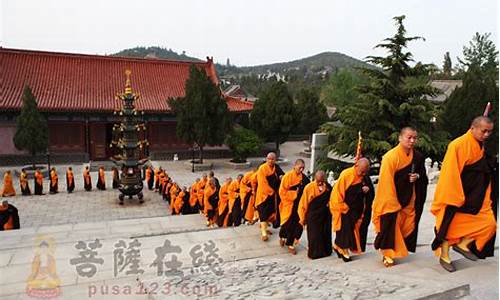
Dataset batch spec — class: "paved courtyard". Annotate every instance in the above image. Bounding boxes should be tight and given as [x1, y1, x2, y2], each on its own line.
[0, 142, 310, 228]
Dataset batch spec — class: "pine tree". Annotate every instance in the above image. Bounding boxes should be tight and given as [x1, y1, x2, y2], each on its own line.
[442, 52, 452, 78]
[440, 33, 499, 157]
[170, 65, 231, 163]
[322, 15, 446, 163]
[250, 81, 295, 156]
[296, 88, 328, 135]
[13, 86, 49, 168]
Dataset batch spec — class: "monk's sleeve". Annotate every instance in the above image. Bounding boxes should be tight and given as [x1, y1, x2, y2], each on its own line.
[431, 142, 468, 215]
[298, 186, 310, 226]
[372, 154, 399, 233]
[330, 174, 350, 232]
[278, 173, 291, 201]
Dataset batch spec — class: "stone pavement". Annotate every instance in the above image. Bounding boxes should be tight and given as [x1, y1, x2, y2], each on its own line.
[0, 141, 497, 299]
[0, 142, 309, 228]
[0, 212, 496, 300]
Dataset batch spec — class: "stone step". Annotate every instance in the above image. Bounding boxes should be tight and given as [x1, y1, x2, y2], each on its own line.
[1, 216, 492, 299]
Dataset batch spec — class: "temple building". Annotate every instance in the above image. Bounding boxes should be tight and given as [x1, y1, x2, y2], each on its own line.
[0, 48, 253, 163]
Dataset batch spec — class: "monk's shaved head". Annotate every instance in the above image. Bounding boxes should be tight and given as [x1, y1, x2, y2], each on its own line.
[355, 158, 370, 177]
[399, 127, 418, 152]
[295, 159, 305, 166]
[471, 116, 493, 127]
[399, 126, 417, 137]
[315, 170, 326, 183]
[293, 159, 306, 174]
[471, 116, 494, 142]
[266, 152, 277, 166]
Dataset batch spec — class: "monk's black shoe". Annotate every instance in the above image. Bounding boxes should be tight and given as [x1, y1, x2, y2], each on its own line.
[333, 248, 344, 259]
[452, 246, 478, 261]
[341, 255, 352, 263]
[439, 258, 456, 272]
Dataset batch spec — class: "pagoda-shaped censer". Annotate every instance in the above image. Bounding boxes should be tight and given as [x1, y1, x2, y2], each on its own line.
[110, 70, 149, 205]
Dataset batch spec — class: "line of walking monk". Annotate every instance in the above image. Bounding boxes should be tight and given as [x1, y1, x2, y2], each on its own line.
[1, 116, 497, 273]
[1, 166, 121, 197]
[149, 116, 497, 273]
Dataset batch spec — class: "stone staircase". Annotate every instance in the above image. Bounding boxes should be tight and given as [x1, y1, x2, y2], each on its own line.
[0, 214, 496, 300]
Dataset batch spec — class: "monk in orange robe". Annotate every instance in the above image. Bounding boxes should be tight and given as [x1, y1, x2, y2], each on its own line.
[298, 170, 332, 259]
[66, 167, 75, 193]
[197, 174, 208, 213]
[145, 166, 154, 190]
[255, 152, 284, 241]
[173, 187, 186, 215]
[169, 182, 179, 213]
[372, 127, 428, 267]
[240, 168, 257, 224]
[278, 159, 310, 254]
[49, 168, 58, 194]
[96, 166, 106, 190]
[227, 174, 243, 227]
[83, 166, 92, 191]
[330, 158, 375, 262]
[188, 179, 200, 214]
[431, 117, 497, 272]
[20, 169, 31, 196]
[112, 167, 120, 189]
[0, 201, 20, 230]
[1, 170, 16, 197]
[204, 178, 218, 227]
[217, 178, 232, 227]
[34, 169, 44, 195]
[154, 167, 161, 191]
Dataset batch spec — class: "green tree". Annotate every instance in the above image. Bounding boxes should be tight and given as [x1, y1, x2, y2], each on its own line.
[225, 127, 263, 162]
[13, 86, 49, 168]
[440, 33, 499, 157]
[320, 69, 366, 108]
[321, 15, 446, 163]
[250, 81, 295, 156]
[170, 65, 231, 163]
[442, 51, 452, 78]
[296, 88, 329, 135]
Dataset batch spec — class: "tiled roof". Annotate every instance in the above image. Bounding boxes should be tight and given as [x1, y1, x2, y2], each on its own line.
[0, 48, 252, 113]
[427, 80, 463, 102]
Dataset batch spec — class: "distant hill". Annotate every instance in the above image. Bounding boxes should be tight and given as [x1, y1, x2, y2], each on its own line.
[241, 52, 371, 74]
[112, 46, 201, 62]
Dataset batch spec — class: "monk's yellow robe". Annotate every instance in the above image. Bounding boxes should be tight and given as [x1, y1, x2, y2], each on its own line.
[49, 170, 58, 194]
[240, 171, 257, 222]
[278, 170, 309, 247]
[204, 184, 218, 224]
[298, 180, 332, 259]
[96, 168, 106, 190]
[66, 169, 75, 193]
[330, 166, 374, 254]
[83, 169, 92, 191]
[217, 182, 231, 227]
[255, 163, 284, 224]
[197, 178, 207, 212]
[154, 168, 160, 190]
[145, 167, 154, 190]
[227, 179, 242, 226]
[189, 182, 199, 213]
[35, 170, 44, 195]
[20, 171, 31, 195]
[1, 173, 16, 197]
[372, 144, 428, 259]
[169, 184, 179, 212]
[174, 191, 186, 215]
[431, 130, 497, 258]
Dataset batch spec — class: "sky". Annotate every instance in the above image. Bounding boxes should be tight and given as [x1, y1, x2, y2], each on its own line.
[1, 0, 498, 67]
